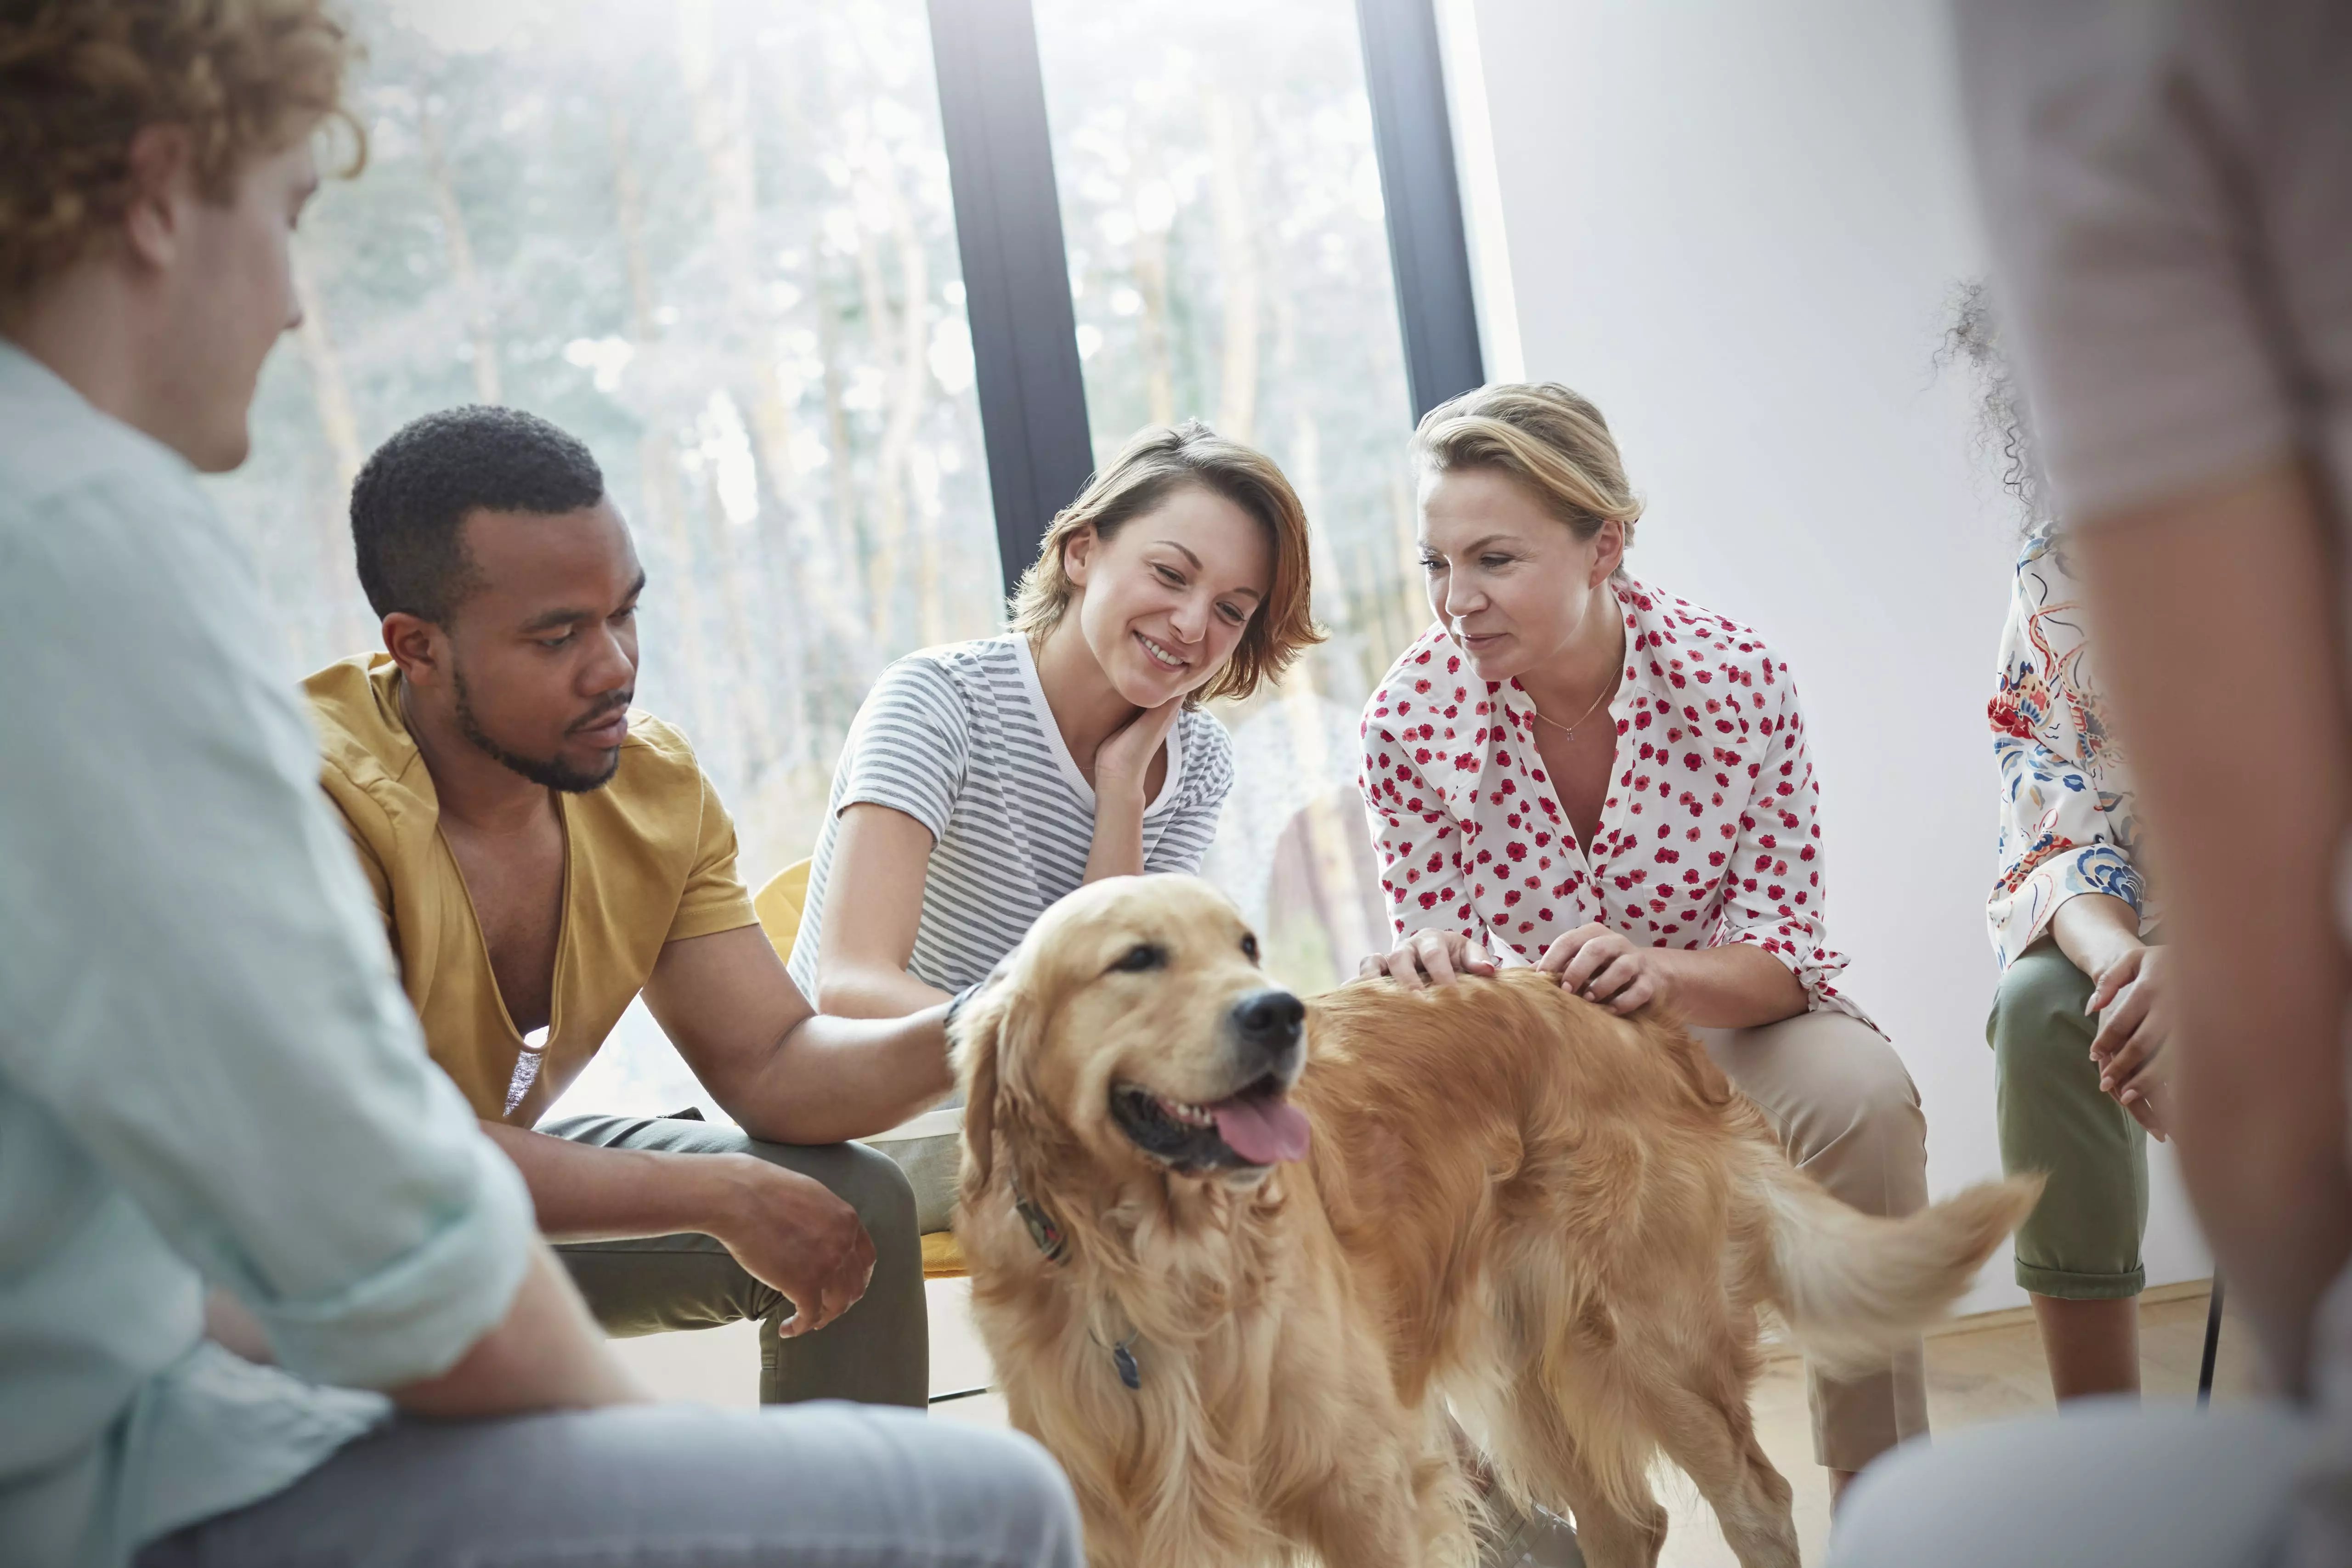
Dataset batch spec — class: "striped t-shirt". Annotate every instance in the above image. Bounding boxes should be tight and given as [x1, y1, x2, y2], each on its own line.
[787, 634, 1235, 996]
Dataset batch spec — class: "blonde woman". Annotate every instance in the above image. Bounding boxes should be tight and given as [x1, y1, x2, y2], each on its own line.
[792, 421, 1321, 1053]
[1359, 384, 1930, 1515]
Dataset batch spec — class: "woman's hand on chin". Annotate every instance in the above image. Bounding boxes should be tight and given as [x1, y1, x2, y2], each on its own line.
[1359, 928, 1497, 990]
[1091, 695, 1183, 800]
[1538, 923, 1671, 1015]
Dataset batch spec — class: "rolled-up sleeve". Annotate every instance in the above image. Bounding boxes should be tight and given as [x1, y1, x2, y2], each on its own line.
[669, 764, 759, 945]
[0, 473, 532, 1391]
[1711, 680, 1866, 1019]
[1360, 714, 1488, 950]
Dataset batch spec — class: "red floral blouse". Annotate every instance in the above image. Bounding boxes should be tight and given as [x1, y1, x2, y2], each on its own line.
[1357, 578, 1865, 1020]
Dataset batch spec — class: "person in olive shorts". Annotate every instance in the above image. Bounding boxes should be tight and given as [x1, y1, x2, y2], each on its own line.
[1962, 287, 2172, 1403]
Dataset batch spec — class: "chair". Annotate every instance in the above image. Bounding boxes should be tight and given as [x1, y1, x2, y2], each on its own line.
[751, 857, 813, 956]
[753, 860, 971, 1287]
[2199, 1274, 2225, 1406]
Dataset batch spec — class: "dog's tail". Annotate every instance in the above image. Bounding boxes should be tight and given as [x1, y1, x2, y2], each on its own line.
[1754, 1154, 2044, 1377]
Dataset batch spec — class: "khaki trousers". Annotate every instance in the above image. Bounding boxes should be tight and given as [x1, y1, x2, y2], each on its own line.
[1694, 1010, 1931, 1472]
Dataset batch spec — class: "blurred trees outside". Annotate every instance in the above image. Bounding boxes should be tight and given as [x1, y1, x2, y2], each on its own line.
[215, 0, 1000, 890]
[1036, 0, 1422, 989]
[209, 0, 1429, 1114]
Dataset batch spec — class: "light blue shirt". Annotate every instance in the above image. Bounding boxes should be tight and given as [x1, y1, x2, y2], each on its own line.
[0, 344, 535, 1568]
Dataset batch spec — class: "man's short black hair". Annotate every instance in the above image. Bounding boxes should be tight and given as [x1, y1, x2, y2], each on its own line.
[350, 405, 606, 623]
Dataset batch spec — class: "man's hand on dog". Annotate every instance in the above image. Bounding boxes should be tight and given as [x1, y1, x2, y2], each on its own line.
[713, 1157, 877, 1336]
[1361, 928, 1498, 989]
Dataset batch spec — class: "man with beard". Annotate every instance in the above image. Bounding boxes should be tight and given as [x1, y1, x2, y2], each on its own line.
[306, 405, 953, 1408]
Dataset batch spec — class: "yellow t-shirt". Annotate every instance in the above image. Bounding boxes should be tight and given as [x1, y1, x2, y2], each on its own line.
[305, 654, 757, 1125]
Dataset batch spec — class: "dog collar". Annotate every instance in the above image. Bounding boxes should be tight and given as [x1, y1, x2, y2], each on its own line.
[1010, 1180, 1067, 1265]
[1008, 1180, 1139, 1390]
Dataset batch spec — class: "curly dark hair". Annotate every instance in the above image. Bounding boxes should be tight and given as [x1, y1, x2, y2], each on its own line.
[1938, 278, 2049, 532]
[0, 0, 362, 303]
[350, 406, 608, 625]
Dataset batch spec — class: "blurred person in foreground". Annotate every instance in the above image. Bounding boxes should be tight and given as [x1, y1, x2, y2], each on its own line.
[307, 404, 955, 1409]
[1834, 4, 2352, 1565]
[0, 5, 1077, 1567]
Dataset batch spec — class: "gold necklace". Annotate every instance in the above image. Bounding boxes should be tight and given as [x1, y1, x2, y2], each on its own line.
[1525, 674, 1617, 741]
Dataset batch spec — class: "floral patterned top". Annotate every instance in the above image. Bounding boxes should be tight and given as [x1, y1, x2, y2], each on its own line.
[1358, 577, 1865, 1021]
[1987, 525, 2148, 969]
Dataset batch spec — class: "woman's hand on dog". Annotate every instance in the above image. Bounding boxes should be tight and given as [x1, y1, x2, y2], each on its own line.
[713, 1156, 877, 1336]
[1538, 923, 1668, 1015]
[1360, 928, 1497, 989]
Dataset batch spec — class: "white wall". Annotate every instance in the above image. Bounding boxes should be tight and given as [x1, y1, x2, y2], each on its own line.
[1442, 0, 2207, 1313]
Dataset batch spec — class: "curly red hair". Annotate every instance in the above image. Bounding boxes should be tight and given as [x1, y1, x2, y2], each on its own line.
[0, 0, 360, 301]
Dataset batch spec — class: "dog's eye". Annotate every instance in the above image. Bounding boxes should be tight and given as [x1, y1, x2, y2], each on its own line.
[1241, 933, 1260, 962]
[1109, 943, 1165, 974]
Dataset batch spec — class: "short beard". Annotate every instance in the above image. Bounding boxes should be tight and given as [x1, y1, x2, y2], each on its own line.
[452, 662, 624, 794]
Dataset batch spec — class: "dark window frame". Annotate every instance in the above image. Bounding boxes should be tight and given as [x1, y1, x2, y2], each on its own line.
[1354, 0, 1487, 424]
[927, 0, 1484, 601]
[927, 0, 1097, 606]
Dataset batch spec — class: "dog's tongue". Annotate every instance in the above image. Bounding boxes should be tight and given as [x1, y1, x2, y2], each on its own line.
[1210, 1091, 1311, 1164]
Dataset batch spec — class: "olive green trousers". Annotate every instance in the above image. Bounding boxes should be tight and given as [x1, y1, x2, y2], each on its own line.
[1985, 943, 2149, 1300]
[545, 1111, 928, 1408]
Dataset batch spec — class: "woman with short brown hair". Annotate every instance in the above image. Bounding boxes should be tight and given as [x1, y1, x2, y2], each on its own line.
[793, 418, 1323, 1033]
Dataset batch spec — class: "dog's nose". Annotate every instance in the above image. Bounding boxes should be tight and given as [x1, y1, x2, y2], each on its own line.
[1230, 988, 1305, 1055]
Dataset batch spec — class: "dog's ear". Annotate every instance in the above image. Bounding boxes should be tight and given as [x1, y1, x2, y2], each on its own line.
[953, 965, 1014, 1196]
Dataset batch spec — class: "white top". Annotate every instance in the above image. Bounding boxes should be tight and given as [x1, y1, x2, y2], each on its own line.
[789, 634, 1234, 996]
[1360, 579, 1868, 1024]
[0, 343, 533, 1568]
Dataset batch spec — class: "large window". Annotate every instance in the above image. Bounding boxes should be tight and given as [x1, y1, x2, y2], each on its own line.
[212, 0, 1002, 1111]
[216, 0, 1000, 872]
[212, 0, 1478, 1115]
[1034, 0, 1423, 992]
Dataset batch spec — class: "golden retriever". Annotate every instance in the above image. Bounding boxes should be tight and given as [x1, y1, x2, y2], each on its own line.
[951, 874, 2039, 1568]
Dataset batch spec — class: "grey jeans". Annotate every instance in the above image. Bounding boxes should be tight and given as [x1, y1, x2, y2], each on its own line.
[544, 1111, 928, 1408]
[135, 1401, 1082, 1568]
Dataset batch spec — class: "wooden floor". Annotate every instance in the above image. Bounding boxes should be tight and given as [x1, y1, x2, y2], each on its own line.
[607, 1276, 2255, 1567]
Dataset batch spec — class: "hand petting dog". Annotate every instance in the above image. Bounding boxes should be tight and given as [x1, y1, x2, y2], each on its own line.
[1362, 920, 1810, 1029]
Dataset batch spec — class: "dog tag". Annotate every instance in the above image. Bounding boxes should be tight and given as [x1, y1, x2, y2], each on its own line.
[1112, 1341, 1141, 1391]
